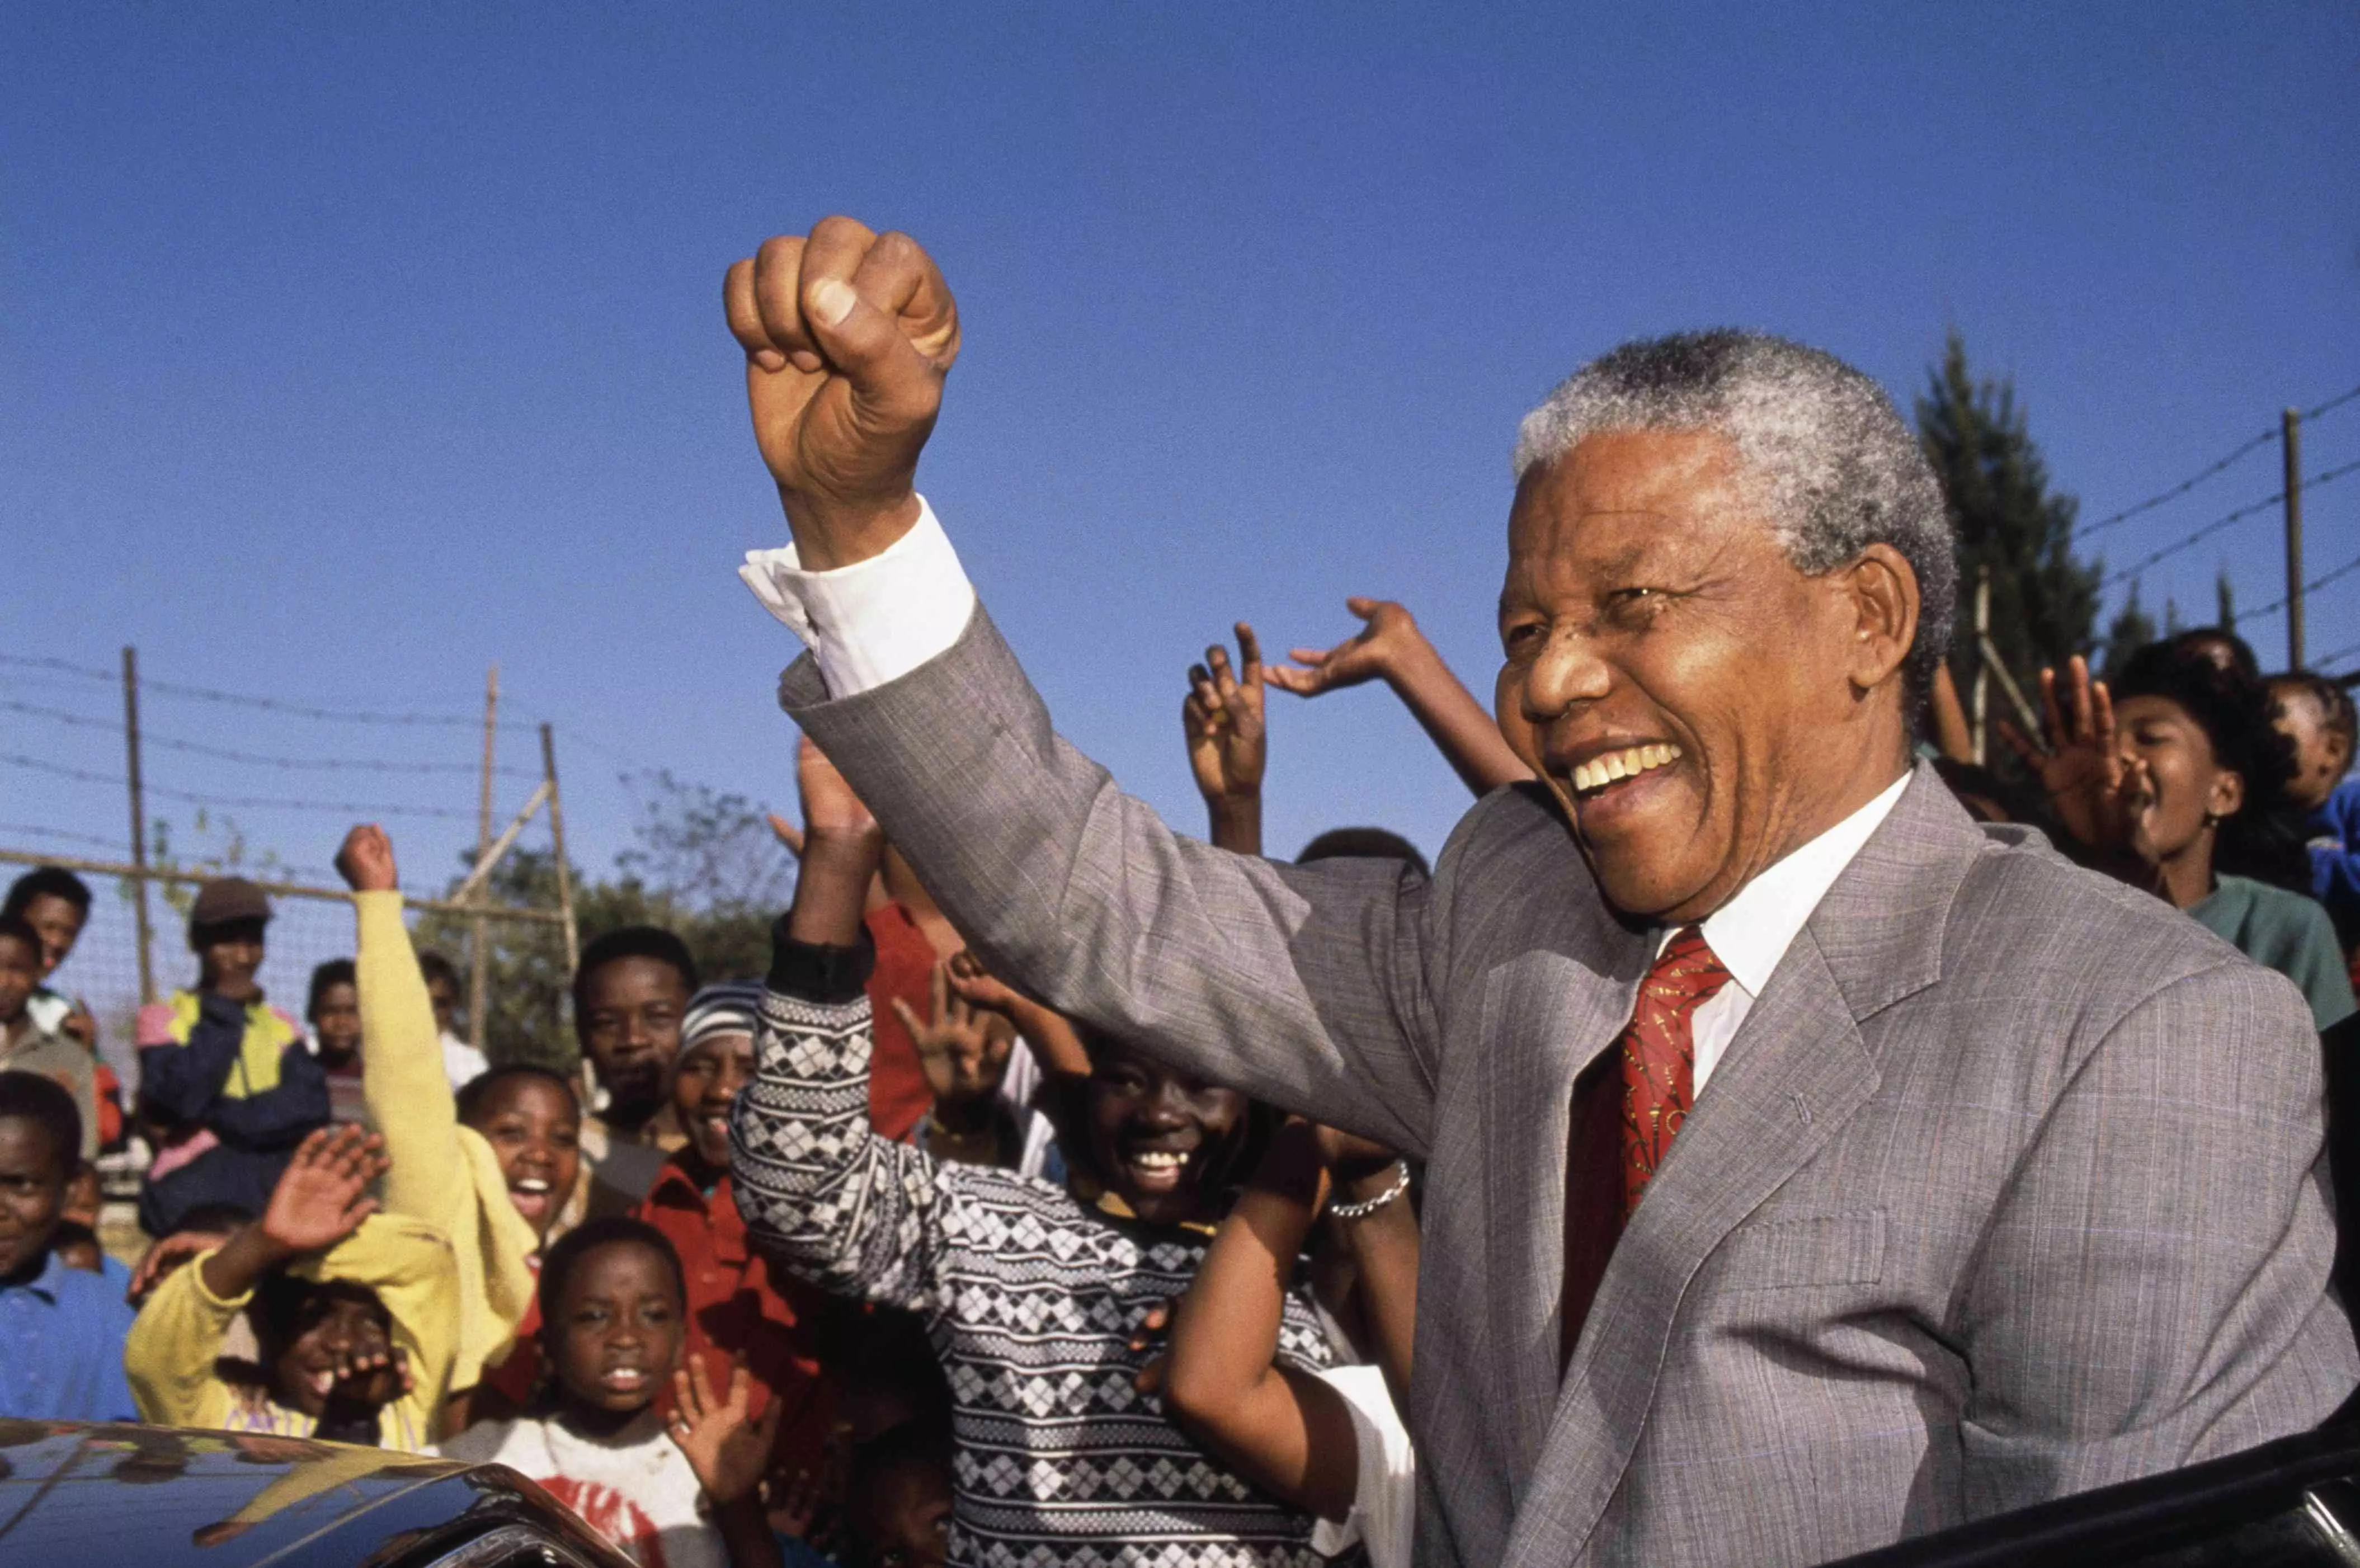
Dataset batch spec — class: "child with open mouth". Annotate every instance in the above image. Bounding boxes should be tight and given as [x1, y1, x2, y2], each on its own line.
[729, 740, 1346, 1567]
[438, 1216, 786, 1568]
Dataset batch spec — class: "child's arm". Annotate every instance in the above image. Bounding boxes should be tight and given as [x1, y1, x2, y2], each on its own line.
[1148, 1119, 1361, 1522]
[670, 1354, 789, 1568]
[127, 1125, 389, 1428]
[338, 826, 471, 1226]
[1267, 597, 1534, 797]
[731, 738, 961, 1312]
[1320, 1127, 1420, 1409]
[1183, 624, 1267, 855]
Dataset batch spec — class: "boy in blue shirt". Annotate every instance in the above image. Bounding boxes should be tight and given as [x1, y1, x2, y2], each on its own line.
[0, 1069, 138, 1420]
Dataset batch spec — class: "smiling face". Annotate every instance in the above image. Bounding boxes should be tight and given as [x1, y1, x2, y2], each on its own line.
[1495, 429, 1918, 924]
[545, 1239, 685, 1417]
[1084, 1043, 1249, 1228]
[671, 1033, 755, 1173]
[18, 894, 85, 979]
[2114, 693, 2241, 868]
[464, 1074, 582, 1242]
[266, 1286, 394, 1419]
[577, 957, 690, 1121]
[0, 1116, 68, 1284]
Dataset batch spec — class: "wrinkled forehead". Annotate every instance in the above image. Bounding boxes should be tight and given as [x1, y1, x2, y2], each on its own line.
[1509, 427, 1764, 546]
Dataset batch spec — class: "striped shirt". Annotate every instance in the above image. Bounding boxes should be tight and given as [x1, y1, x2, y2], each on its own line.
[732, 982, 1353, 1568]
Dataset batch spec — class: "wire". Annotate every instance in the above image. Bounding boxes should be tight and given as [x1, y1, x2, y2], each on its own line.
[2243, 549, 2360, 625]
[2100, 456, 2360, 588]
[0, 698, 540, 779]
[2075, 380, 2360, 541]
[0, 823, 130, 853]
[0, 753, 483, 821]
[2314, 639, 2360, 671]
[0, 652, 482, 727]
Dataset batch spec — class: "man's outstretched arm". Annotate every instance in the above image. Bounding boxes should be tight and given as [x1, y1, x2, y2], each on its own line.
[723, 218, 1443, 1154]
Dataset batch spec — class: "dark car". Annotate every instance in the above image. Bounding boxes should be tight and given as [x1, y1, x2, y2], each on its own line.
[0, 1420, 632, 1568]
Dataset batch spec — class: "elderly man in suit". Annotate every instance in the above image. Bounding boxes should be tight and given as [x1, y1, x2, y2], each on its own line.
[719, 218, 2358, 1566]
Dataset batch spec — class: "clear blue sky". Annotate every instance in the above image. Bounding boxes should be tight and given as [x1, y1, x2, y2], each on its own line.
[4, 2, 2357, 911]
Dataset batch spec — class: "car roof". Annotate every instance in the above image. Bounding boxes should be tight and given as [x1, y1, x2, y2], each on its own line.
[0, 1419, 617, 1568]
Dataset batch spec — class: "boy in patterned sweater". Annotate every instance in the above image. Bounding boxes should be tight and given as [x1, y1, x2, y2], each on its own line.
[732, 741, 1351, 1568]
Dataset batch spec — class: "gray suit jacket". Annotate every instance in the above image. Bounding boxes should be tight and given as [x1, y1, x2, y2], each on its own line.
[784, 608, 2359, 1567]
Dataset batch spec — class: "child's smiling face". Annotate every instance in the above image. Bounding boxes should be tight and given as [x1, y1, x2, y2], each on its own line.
[546, 1239, 685, 1416]
[267, 1285, 395, 1419]
[465, 1075, 582, 1242]
[0, 1114, 68, 1284]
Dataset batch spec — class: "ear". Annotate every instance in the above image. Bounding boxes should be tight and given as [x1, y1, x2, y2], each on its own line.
[1837, 544, 1920, 695]
[2207, 766, 2246, 822]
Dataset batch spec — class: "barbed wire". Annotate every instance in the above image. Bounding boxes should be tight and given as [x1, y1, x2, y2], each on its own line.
[2076, 380, 2360, 541]
[0, 822, 131, 854]
[2314, 639, 2360, 672]
[0, 652, 482, 727]
[2242, 548, 2360, 626]
[1, 697, 541, 779]
[2100, 456, 2360, 589]
[1, 752, 483, 821]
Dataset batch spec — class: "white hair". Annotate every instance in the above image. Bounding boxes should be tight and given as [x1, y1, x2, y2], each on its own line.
[1513, 330, 1956, 707]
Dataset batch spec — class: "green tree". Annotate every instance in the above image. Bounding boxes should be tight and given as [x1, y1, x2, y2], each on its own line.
[2099, 582, 2158, 677]
[1917, 332, 2103, 727]
[2215, 569, 2237, 636]
[414, 773, 793, 1070]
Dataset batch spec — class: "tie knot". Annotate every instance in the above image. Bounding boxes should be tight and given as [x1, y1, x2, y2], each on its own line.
[1646, 926, 1730, 1006]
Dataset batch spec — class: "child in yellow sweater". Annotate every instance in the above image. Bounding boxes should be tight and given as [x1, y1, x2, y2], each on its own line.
[334, 824, 543, 1411]
[124, 1124, 459, 1450]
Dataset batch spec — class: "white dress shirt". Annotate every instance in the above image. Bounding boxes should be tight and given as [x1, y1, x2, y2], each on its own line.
[739, 500, 1912, 1098]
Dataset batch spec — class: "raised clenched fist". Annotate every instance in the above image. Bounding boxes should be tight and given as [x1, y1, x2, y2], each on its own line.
[724, 216, 960, 568]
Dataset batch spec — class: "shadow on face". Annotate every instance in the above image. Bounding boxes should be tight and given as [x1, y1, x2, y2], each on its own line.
[0, 1116, 68, 1284]
[17, 894, 84, 979]
[0, 936, 39, 1027]
[261, 1280, 394, 1419]
[671, 1034, 756, 1174]
[194, 920, 267, 1001]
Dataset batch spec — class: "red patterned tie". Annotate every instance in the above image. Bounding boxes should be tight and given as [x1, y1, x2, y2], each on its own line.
[1618, 926, 1731, 1217]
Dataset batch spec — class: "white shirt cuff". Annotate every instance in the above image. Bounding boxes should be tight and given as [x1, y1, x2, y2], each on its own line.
[737, 495, 978, 698]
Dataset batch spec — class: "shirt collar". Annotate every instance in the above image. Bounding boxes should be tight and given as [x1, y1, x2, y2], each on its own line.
[1681, 772, 1913, 998]
[0, 1249, 72, 1303]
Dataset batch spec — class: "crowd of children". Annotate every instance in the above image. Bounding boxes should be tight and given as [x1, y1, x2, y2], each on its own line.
[5, 606, 2358, 1567]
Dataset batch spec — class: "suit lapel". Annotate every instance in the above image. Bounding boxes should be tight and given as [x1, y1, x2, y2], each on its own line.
[1477, 914, 1653, 1495]
[1502, 766, 1982, 1564]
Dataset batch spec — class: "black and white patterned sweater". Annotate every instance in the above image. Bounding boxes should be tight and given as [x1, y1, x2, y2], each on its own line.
[731, 941, 1354, 1568]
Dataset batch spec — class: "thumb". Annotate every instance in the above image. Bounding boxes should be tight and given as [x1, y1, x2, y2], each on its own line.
[804, 277, 938, 418]
[1345, 596, 1380, 623]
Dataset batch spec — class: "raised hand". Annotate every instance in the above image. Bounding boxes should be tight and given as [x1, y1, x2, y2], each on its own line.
[893, 962, 1015, 1106]
[1999, 656, 2136, 852]
[1184, 625, 1268, 805]
[669, 1354, 786, 1507]
[724, 218, 960, 567]
[1265, 597, 1423, 698]
[259, 1125, 388, 1259]
[334, 824, 399, 894]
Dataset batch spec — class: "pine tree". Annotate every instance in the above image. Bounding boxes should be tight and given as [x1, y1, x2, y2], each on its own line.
[2100, 582, 2158, 676]
[2215, 569, 2237, 635]
[1915, 332, 2103, 715]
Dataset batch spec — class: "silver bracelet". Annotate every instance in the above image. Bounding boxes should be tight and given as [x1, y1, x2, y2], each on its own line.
[1328, 1160, 1411, 1219]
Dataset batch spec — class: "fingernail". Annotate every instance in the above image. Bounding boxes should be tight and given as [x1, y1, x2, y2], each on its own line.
[809, 278, 858, 327]
[753, 349, 787, 373]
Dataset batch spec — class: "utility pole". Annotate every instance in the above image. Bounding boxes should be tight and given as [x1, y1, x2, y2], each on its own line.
[541, 723, 578, 973]
[2283, 408, 2305, 669]
[121, 646, 154, 1005]
[470, 665, 498, 1052]
[1971, 568, 1991, 766]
